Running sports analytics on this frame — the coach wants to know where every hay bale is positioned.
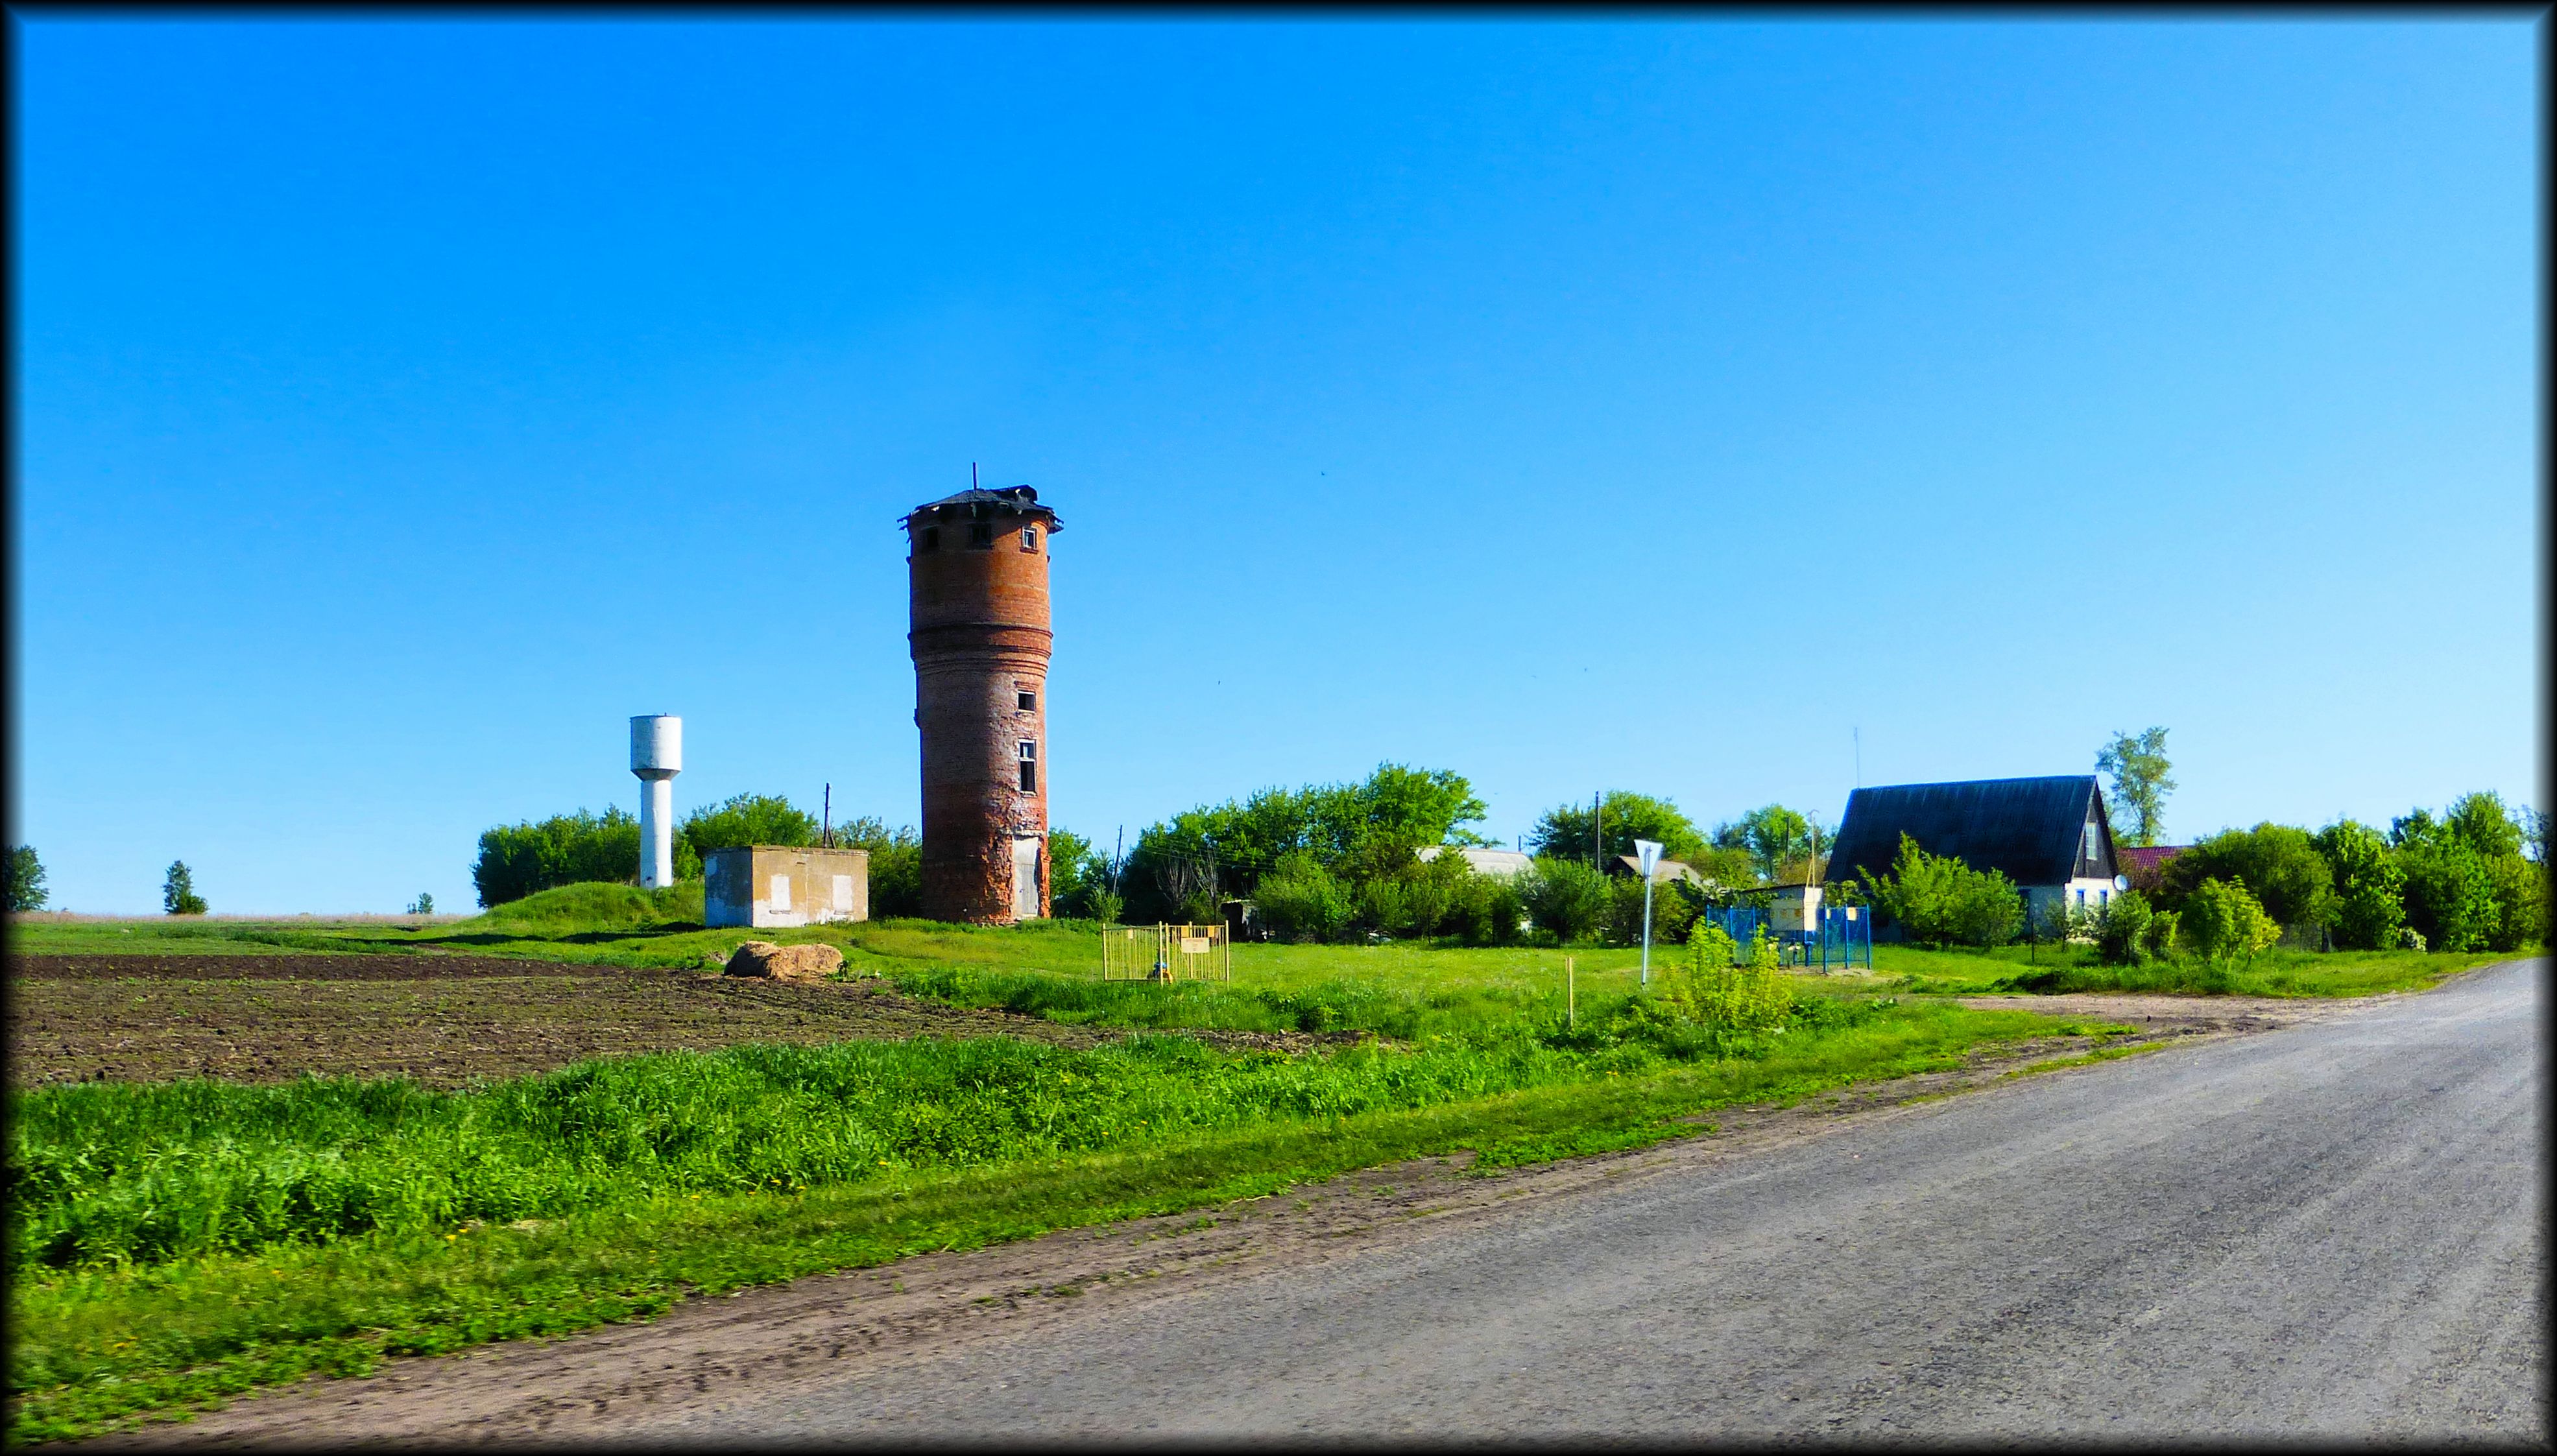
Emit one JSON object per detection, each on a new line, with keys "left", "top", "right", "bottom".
{"left": 723, "top": 940, "right": 844, "bottom": 983}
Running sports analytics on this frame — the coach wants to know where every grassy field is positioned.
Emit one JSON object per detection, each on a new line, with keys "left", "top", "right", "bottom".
{"left": 8, "top": 997, "right": 2096, "bottom": 1444}
{"left": 1864, "top": 940, "right": 2515, "bottom": 998}
{"left": 7, "top": 885, "right": 2527, "bottom": 1440}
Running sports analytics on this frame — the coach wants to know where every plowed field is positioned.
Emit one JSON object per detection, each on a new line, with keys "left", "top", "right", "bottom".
{"left": 6, "top": 954, "right": 1122, "bottom": 1089}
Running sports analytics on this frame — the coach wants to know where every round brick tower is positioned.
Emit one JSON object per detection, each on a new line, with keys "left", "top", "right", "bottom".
{"left": 904, "top": 484, "right": 1061, "bottom": 924}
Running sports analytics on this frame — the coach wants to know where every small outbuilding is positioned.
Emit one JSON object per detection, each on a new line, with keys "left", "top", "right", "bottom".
{"left": 1826, "top": 774, "right": 2124, "bottom": 931}
{"left": 705, "top": 845, "right": 870, "bottom": 929}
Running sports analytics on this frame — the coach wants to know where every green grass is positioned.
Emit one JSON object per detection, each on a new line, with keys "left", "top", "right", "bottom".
{"left": 16, "top": 889, "right": 2523, "bottom": 1009}
{"left": 1868, "top": 940, "right": 2517, "bottom": 998}
{"left": 8, "top": 997, "right": 2078, "bottom": 1444}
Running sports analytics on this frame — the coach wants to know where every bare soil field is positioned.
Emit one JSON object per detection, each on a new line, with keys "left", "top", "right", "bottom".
{"left": 8, "top": 955, "right": 1322, "bottom": 1090}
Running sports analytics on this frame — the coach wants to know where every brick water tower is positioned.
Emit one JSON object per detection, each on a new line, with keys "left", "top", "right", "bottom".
{"left": 903, "top": 483, "right": 1061, "bottom": 924}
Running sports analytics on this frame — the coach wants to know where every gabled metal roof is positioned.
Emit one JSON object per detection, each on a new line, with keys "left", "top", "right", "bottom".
{"left": 1827, "top": 775, "right": 2110, "bottom": 889}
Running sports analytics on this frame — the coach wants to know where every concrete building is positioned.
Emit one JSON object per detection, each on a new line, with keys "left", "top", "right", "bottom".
{"left": 1826, "top": 774, "right": 2126, "bottom": 935}
{"left": 904, "top": 484, "right": 1060, "bottom": 924}
{"left": 704, "top": 845, "right": 871, "bottom": 929}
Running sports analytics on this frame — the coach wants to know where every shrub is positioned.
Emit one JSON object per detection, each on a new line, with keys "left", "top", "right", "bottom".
{"left": 1605, "top": 874, "right": 1697, "bottom": 947}
{"left": 2311, "top": 820, "right": 2405, "bottom": 951}
{"left": 2093, "top": 890, "right": 2154, "bottom": 965}
{"left": 472, "top": 808, "right": 647, "bottom": 907}
{"left": 1254, "top": 852, "right": 1353, "bottom": 943}
{"left": 1659, "top": 925, "right": 1788, "bottom": 1038}
{"left": 2183, "top": 877, "right": 2281, "bottom": 967}
{"left": 2397, "top": 926, "right": 2427, "bottom": 951}
{"left": 6, "top": 845, "right": 46, "bottom": 912}
{"left": 2157, "top": 824, "right": 2333, "bottom": 931}
{"left": 1446, "top": 870, "right": 1525, "bottom": 946}
{"left": 679, "top": 793, "right": 817, "bottom": 861}
{"left": 834, "top": 818, "right": 922, "bottom": 919}
{"left": 2481, "top": 853, "right": 2546, "bottom": 953}
{"left": 1866, "top": 834, "right": 2021, "bottom": 949}
{"left": 2144, "top": 909, "right": 2181, "bottom": 961}
{"left": 2397, "top": 837, "right": 2497, "bottom": 953}
{"left": 1688, "top": 922, "right": 1738, "bottom": 970}
{"left": 161, "top": 861, "right": 206, "bottom": 916}
{"left": 1519, "top": 858, "right": 1611, "bottom": 944}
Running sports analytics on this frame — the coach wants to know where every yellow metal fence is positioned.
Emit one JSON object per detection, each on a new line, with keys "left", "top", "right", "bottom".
{"left": 1100, "top": 923, "right": 1234, "bottom": 983}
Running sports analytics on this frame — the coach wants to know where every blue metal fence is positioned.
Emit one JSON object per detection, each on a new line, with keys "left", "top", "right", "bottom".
{"left": 1688, "top": 902, "right": 1872, "bottom": 972}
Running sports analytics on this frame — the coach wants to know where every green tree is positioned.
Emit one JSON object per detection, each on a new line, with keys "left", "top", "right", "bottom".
{"left": 1605, "top": 871, "right": 1698, "bottom": 947}
{"left": 2480, "top": 853, "right": 2546, "bottom": 953}
{"left": 405, "top": 893, "right": 435, "bottom": 916}
{"left": 2444, "top": 791, "right": 2525, "bottom": 860}
{"left": 2392, "top": 808, "right": 2501, "bottom": 953}
{"left": 1527, "top": 791, "right": 1709, "bottom": 870}
{"left": 1046, "top": 829, "right": 1108, "bottom": 920}
{"left": 1519, "top": 857, "right": 1612, "bottom": 944}
{"left": 162, "top": 861, "right": 206, "bottom": 916}
{"left": 2310, "top": 820, "right": 2405, "bottom": 951}
{"left": 1254, "top": 851, "right": 1354, "bottom": 942}
{"left": 6, "top": 846, "right": 47, "bottom": 912}
{"left": 678, "top": 793, "right": 820, "bottom": 860}
{"left": 472, "top": 808, "right": 647, "bottom": 907}
{"left": 1865, "top": 833, "right": 2023, "bottom": 949}
{"left": 1727, "top": 805, "right": 1821, "bottom": 884}
{"left": 1123, "top": 763, "right": 1487, "bottom": 922}
{"left": 2184, "top": 877, "right": 2281, "bottom": 966}
{"left": 2156, "top": 824, "right": 2334, "bottom": 934}
{"left": 2093, "top": 890, "right": 2154, "bottom": 966}
{"left": 831, "top": 817, "right": 922, "bottom": 920}
{"left": 2096, "top": 727, "right": 2176, "bottom": 848}
{"left": 1446, "top": 868, "right": 1526, "bottom": 946}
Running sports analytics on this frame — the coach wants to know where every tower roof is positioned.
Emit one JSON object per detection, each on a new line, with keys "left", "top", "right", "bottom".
{"left": 901, "top": 484, "right": 1062, "bottom": 532}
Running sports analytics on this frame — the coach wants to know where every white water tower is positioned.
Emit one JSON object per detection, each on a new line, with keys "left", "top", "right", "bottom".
{"left": 630, "top": 715, "right": 682, "bottom": 889}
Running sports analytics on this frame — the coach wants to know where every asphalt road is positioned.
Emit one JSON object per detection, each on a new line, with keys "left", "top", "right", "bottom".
{"left": 662, "top": 959, "right": 2546, "bottom": 1442}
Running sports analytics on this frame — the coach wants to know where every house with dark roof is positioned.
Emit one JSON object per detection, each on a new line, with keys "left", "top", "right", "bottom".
{"left": 1827, "top": 775, "right": 2126, "bottom": 934}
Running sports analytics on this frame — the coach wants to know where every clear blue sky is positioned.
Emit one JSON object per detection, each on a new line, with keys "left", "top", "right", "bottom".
{"left": 11, "top": 18, "right": 2541, "bottom": 914}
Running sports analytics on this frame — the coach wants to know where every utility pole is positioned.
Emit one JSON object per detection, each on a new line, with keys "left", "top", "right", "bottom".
{"left": 1593, "top": 791, "right": 1603, "bottom": 873}
{"left": 822, "top": 783, "right": 832, "bottom": 848}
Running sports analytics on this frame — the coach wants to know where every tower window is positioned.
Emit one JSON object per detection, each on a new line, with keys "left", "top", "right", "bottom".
{"left": 918, "top": 526, "right": 939, "bottom": 553}
{"left": 1019, "top": 739, "right": 1038, "bottom": 792}
{"left": 969, "top": 522, "right": 994, "bottom": 549}
{"left": 1021, "top": 526, "right": 1039, "bottom": 551}
{"left": 1018, "top": 690, "right": 1037, "bottom": 711}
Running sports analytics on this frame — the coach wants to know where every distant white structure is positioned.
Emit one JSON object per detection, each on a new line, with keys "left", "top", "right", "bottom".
{"left": 1415, "top": 846, "right": 1534, "bottom": 879}
{"left": 630, "top": 715, "right": 682, "bottom": 890}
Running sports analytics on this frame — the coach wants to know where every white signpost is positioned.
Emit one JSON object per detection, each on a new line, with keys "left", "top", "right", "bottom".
{"left": 1635, "top": 839, "right": 1664, "bottom": 986}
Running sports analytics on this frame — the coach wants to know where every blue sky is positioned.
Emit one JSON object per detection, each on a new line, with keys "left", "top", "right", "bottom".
{"left": 11, "top": 18, "right": 2540, "bottom": 914}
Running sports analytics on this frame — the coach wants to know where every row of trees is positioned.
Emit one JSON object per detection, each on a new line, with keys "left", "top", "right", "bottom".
{"left": 470, "top": 794, "right": 926, "bottom": 914}
{"left": 1856, "top": 791, "right": 2547, "bottom": 961}
{"left": 1103, "top": 768, "right": 1840, "bottom": 947}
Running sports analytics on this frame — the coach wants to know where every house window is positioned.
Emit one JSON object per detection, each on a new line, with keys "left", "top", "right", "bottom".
{"left": 969, "top": 522, "right": 994, "bottom": 549}
{"left": 1021, "top": 526, "right": 1039, "bottom": 552}
{"left": 2099, "top": 889, "right": 2110, "bottom": 908}
{"left": 1019, "top": 740, "right": 1038, "bottom": 793}
{"left": 1018, "top": 690, "right": 1037, "bottom": 711}
{"left": 2076, "top": 888, "right": 2086, "bottom": 907}
{"left": 2083, "top": 822, "right": 2101, "bottom": 866}
{"left": 918, "top": 526, "right": 939, "bottom": 553}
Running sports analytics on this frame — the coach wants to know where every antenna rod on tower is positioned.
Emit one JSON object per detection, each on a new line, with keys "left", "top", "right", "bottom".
{"left": 972, "top": 462, "right": 979, "bottom": 490}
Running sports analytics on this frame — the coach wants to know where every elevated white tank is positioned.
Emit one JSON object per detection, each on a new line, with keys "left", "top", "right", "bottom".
{"left": 630, "top": 715, "right": 682, "bottom": 889}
